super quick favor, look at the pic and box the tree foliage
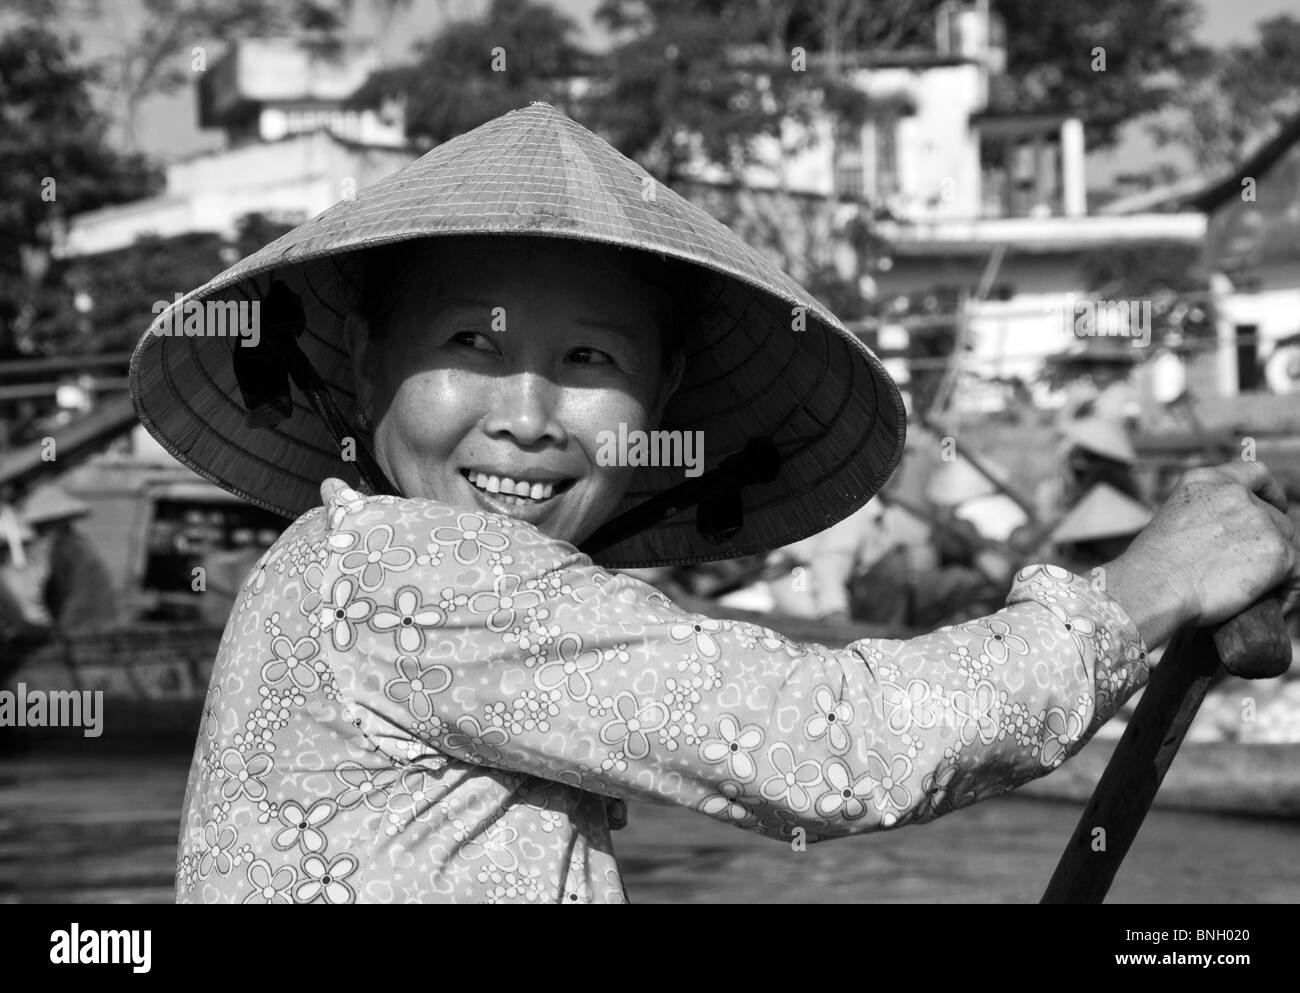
[1149,14,1300,173]
[0,24,162,357]
[585,0,943,183]
[29,213,296,358]
[353,0,586,146]
[8,0,407,148]
[993,0,1202,150]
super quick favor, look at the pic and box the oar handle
[1214,597,1292,679]
[1040,596,1291,904]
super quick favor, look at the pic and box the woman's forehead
[389,239,667,314]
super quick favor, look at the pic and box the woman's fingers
[1242,487,1300,616]
[1130,460,1300,628]
[1254,496,1300,614]
[1213,459,1289,514]
[1252,492,1298,545]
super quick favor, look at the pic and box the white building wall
[879,64,984,220]
[56,132,413,258]
[720,62,985,222]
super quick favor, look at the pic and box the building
[1185,114,1300,399]
[675,0,1210,415]
[54,38,415,258]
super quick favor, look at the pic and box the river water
[1,747,1297,903]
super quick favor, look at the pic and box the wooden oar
[1040,596,1292,903]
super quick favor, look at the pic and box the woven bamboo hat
[924,455,1011,507]
[130,102,906,568]
[1051,482,1153,544]
[1061,416,1137,464]
[20,485,91,527]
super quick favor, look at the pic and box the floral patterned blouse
[177,478,1152,904]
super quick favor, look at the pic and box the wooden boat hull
[2,623,221,745]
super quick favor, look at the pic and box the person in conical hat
[15,485,118,633]
[0,504,52,658]
[1051,482,1153,546]
[18,485,90,528]
[1051,482,1154,573]
[1035,414,1142,522]
[140,103,1300,905]
[923,455,1000,507]
[1060,416,1136,467]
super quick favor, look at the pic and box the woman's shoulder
[315,477,593,585]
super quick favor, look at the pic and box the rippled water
[2,749,1297,903]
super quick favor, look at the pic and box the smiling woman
[340,236,690,546]
[132,103,1300,905]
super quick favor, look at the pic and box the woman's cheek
[567,384,656,441]
[393,372,473,449]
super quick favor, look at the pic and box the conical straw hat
[1051,482,1153,544]
[1061,416,1136,464]
[129,102,906,568]
[924,455,1009,507]
[19,485,91,526]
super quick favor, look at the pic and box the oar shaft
[1040,598,1290,903]
[1039,622,1217,903]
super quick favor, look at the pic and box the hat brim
[130,103,906,568]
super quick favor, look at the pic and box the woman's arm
[316,480,1155,843]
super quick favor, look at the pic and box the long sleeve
[317,480,1151,843]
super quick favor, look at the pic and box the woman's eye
[569,347,615,366]
[450,331,495,351]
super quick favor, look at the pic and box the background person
[19,485,118,633]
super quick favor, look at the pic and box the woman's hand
[1101,461,1300,650]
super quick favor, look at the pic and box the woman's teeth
[467,471,557,502]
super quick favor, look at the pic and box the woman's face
[350,239,683,546]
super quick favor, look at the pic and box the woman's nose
[483,372,568,447]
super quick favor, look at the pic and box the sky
[57,0,1300,190]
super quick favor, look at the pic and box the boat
[2,444,286,745]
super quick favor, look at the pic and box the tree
[9,0,412,149]
[31,213,297,357]
[1149,14,1300,174]
[586,0,942,185]
[993,0,1203,149]
[353,0,586,147]
[0,23,162,358]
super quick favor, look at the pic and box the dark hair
[354,236,694,369]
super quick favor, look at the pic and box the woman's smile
[345,237,684,547]
[458,467,578,523]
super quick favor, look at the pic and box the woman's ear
[343,313,378,417]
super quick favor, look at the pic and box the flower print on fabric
[175,479,1152,904]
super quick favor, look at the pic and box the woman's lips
[462,469,571,501]
[458,469,575,520]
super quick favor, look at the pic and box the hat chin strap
[235,281,779,556]
[233,281,396,497]
[578,436,781,557]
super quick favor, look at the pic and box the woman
[132,103,1300,904]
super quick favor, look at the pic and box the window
[833,120,865,200]
[1236,324,1261,392]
